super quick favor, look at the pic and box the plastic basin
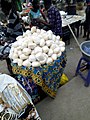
[80,41,90,61]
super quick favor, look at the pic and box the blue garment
[47,5,62,36]
[85,5,90,31]
[86,0,90,3]
[29,9,41,19]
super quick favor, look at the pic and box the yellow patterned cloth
[11,51,67,99]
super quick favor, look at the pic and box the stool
[75,57,90,87]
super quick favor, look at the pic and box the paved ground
[36,75,90,120]
[35,34,90,120]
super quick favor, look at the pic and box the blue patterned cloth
[47,5,62,37]
[11,52,66,100]
[86,0,90,3]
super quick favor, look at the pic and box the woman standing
[42,0,62,37]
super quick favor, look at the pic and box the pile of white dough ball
[9,26,65,67]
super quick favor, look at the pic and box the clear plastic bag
[0,74,41,120]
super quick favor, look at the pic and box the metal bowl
[80,41,90,61]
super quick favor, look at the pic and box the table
[62,15,85,27]
[21,13,85,46]
[62,15,85,46]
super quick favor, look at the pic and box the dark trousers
[84,5,90,39]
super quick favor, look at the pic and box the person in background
[28,0,47,29]
[1,0,23,43]
[86,0,90,40]
[83,0,90,40]
[86,0,90,3]
[1,0,23,75]
[76,0,84,2]
[38,0,62,37]
[45,0,62,37]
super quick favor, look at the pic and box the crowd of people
[0,0,90,42]
[0,0,62,43]
[28,0,62,36]
[1,0,23,43]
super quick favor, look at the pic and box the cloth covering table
[11,51,67,102]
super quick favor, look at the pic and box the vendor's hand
[36,18,47,25]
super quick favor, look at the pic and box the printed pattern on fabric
[11,52,67,99]
[47,5,62,36]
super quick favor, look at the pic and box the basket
[80,41,90,61]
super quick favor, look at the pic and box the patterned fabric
[11,52,66,99]
[6,9,23,42]
[47,5,62,37]
[12,73,40,103]
[0,74,41,120]
[86,0,90,3]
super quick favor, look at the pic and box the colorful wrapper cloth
[11,51,67,100]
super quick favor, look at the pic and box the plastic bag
[0,74,41,120]
[60,73,69,86]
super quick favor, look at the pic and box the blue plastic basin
[80,41,90,61]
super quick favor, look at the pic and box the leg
[75,57,83,75]
[6,58,13,75]
[86,29,89,40]
[84,69,90,87]
[83,22,87,38]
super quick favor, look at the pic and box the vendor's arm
[40,9,48,22]
[35,18,52,28]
